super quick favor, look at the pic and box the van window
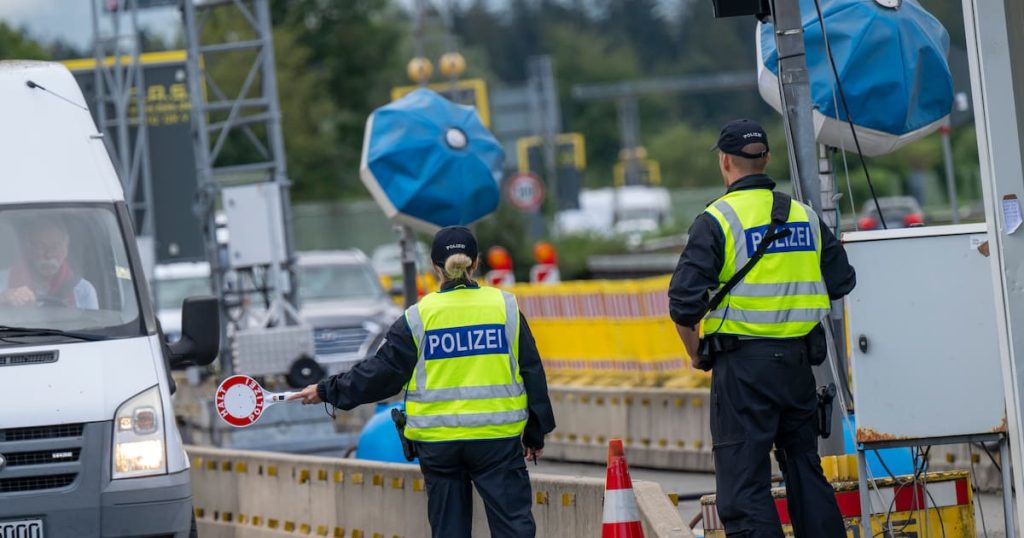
[0,206,142,336]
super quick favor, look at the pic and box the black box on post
[710,0,772,18]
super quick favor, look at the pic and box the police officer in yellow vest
[292,226,555,538]
[669,120,856,537]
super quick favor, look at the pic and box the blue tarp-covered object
[360,88,504,233]
[758,0,953,156]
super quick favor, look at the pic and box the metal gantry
[90,0,154,241]
[181,0,299,375]
[571,71,757,186]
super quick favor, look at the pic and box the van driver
[0,220,98,309]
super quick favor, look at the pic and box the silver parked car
[296,250,402,372]
[152,251,401,380]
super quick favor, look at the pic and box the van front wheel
[189,511,198,538]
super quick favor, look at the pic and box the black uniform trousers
[416,437,536,538]
[710,337,846,538]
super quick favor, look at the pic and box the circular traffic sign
[505,172,545,212]
[215,375,266,427]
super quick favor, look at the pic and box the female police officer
[291,226,556,538]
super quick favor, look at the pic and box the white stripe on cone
[603,488,641,524]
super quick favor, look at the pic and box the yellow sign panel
[62,50,193,128]
[61,50,187,71]
[390,78,490,128]
[516,133,586,173]
[613,159,662,186]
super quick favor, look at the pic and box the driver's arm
[74,280,99,310]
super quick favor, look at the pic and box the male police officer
[669,120,856,537]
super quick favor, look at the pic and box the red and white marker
[602,439,644,538]
[214,375,298,428]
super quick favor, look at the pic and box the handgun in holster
[695,334,739,371]
[391,407,418,461]
[816,383,837,439]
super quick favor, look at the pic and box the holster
[816,383,837,439]
[805,323,828,366]
[695,334,740,371]
[390,407,418,461]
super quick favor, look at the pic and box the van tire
[189,512,198,538]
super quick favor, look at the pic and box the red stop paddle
[214,375,299,427]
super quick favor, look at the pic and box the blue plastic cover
[760,0,952,136]
[362,89,504,231]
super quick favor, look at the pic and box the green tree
[0,23,49,60]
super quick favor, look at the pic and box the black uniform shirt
[668,174,857,328]
[317,280,557,448]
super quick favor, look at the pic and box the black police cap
[712,119,770,159]
[431,226,478,267]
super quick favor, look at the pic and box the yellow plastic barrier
[510,276,708,388]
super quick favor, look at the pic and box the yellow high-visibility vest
[703,188,831,338]
[404,285,528,442]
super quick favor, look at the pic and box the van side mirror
[168,296,220,367]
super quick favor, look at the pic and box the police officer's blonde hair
[442,253,475,281]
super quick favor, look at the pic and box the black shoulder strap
[703,191,793,317]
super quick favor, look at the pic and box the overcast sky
[1,1,185,53]
[0,1,681,54]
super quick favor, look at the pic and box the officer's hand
[524,447,543,462]
[289,384,322,405]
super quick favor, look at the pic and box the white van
[0,61,218,537]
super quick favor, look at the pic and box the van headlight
[112,385,166,479]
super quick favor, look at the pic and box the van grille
[0,423,85,494]
[0,474,76,493]
[0,350,58,367]
[4,448,80,467]
[0,423,83,442]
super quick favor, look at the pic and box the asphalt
[534,459,1012,537]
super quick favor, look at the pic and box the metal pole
[616,96,641,187]
[817,145,847,456]
[857,448,872,538]
[773,0,843,456]
[1001,436,1015,536]
[962,0,1024,529]
[182,0,232,376]
[399,226,418,308]
[772,0,822,211]
[396,0,430,309]
[129,0,155,242]
[940,123,960,224]
[255,0,296,307]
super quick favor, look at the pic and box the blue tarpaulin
[360,88,504,233]
[758,0,953,155]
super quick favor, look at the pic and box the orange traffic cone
[602,439,644,538]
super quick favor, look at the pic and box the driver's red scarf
[7,261,77,306]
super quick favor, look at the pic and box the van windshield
[0,206,142,337]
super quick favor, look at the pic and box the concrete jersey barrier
[187,445,691,538]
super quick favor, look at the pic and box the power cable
[810,0,887,229]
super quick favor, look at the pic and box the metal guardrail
[187,445,691,538]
